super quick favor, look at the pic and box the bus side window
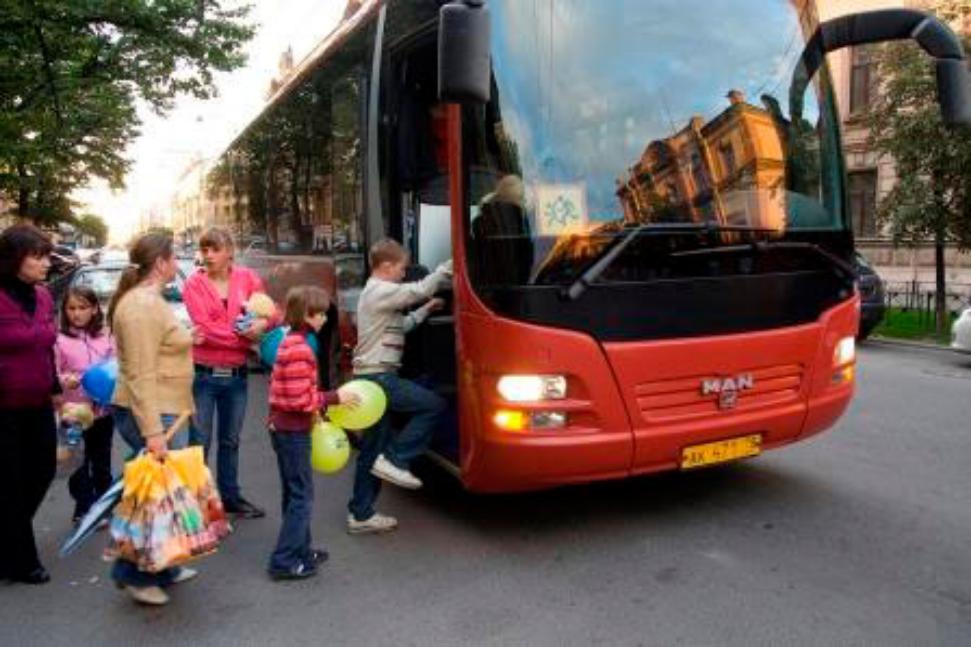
[417,203,452,273]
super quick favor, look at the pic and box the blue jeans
[111,407,188,588]
[189,372,248,504]
[268,432,314,572]
[348,374,446,521]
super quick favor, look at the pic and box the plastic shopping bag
[109,450,231,572]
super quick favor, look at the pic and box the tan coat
[112,285,194,438]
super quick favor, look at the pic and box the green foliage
[873,307,957,344]
[864,1,971,247]
[0,0,255,223]
[74,212,108,245]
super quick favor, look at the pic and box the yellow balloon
[311,420,350,474]
[326,379,388,431]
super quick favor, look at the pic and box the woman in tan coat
[108,231,196,606]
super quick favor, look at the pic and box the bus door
[380,30,459,463]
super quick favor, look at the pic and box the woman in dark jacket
[0,223,59,584]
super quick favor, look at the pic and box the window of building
[850,46,875,115]
[690,151,708,193]
[719,141,736,177]
[848,170,878,238]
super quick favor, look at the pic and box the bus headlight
[492,409,567,432]
[833,337,855,366]
[493,409,526,432]
[497,375,567,402]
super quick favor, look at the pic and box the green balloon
[311,420,350,474]
[326,379,388,431]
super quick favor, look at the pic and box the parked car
[854,252,885,340]
[93,246,129,264]
[177,254,200,278]
[66,261,190,327]
[951,306,971,352]
[46,246,82,306]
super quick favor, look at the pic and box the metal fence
[883,281,971,328]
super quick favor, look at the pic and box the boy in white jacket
[347,238,452,534]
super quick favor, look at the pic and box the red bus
[218,0,970,491]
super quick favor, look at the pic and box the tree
[74,212,107,246]
[865,0,971,337]
[0,1,255,223]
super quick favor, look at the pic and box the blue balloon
[81,359,118,405]
[259,327,320,367]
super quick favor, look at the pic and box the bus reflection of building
[617,89,787,231]
[537,90,789,278]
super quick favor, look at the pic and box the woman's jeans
[189,371,249,505]
[268,431,313,572]
[348,373,445,522]
[110,407,188,588]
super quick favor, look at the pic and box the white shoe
[125,585,169,606]
[170,567,198,585]
[370,454,422,490]
[347,512,398,535]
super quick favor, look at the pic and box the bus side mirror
[439,0,491,103]
[792,9,971,128]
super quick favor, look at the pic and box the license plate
[681,434,762,469]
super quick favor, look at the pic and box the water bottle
[65,421,83,448]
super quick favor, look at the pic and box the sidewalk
[865,335,956,354]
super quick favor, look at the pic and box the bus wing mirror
[792,9,971,128]
[439,0,491,103]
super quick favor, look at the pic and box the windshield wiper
[562,222,782,301]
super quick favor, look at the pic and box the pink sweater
[183,265,270,368]
[54,329,115,407]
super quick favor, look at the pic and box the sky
[75,0,347,242]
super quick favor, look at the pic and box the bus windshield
[465,0,846,290]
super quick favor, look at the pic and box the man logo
[701,374,754,410]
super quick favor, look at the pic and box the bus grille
[634,364,804,423]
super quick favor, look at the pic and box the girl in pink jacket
[54,286,115,524]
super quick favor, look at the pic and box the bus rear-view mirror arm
[790,9,971,128]
[439,0,491,103]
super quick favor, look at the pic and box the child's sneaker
[370,454,422,489]
[268,561,317,581]
[347,512,398,535]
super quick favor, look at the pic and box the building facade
[819,0,971,289]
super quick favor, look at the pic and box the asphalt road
[1,343,969,646]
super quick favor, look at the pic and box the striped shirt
[269,331,338,432]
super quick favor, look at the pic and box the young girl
[55,286,115,524]
[266,286,358,581]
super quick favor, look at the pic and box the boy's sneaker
[347,512,398,535]
[309,548,329,565]
[268,561,317,581]
[370,455,422,490]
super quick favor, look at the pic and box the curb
[864,335,956,354]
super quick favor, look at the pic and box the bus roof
[222,0,382,156]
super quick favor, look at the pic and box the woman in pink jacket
[54,285,115,524]
[184,227,273,518]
